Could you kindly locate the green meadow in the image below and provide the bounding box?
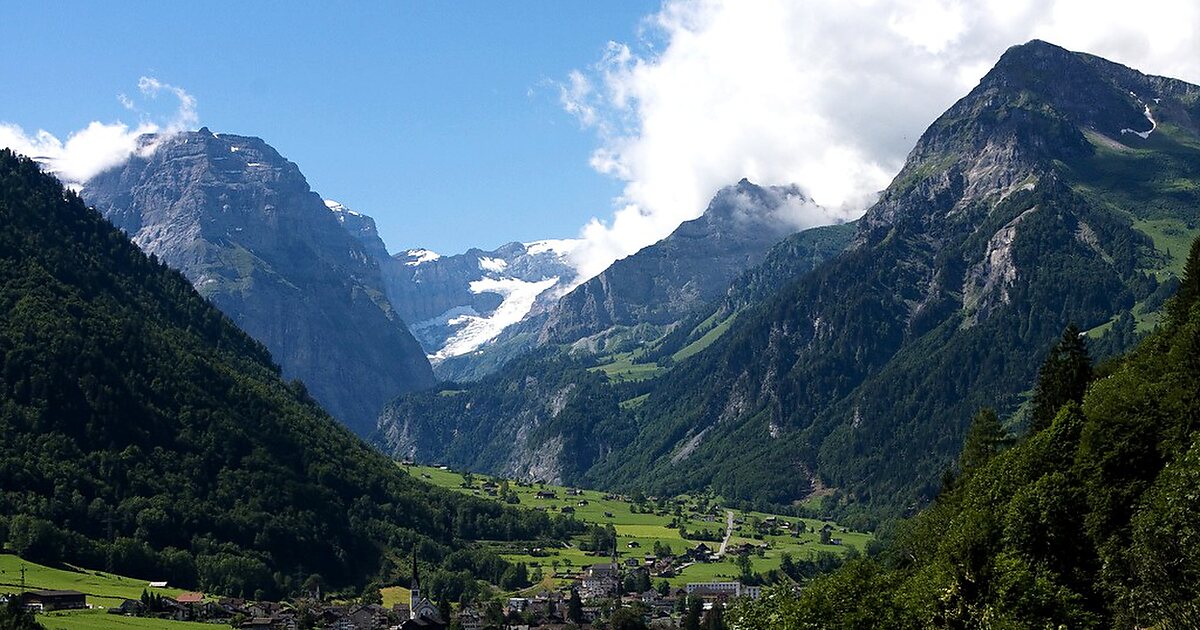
[405,464,870,588]
[0,554,205,630]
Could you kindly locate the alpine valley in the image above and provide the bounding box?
[2,29,1199,630]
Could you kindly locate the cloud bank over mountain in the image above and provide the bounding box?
[561,0,1200,278]
[0,77,197,185]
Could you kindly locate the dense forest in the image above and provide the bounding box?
[729,236,1200,628]
[0,150,579,601]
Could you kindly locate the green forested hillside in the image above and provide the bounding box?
[730,237,1200,629]
[0,150,575,600]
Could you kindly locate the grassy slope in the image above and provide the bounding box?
[0,555,183,607]
[0,554,206,630]
[408,465,869,589]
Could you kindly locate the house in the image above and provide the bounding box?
[108,599,144,616]
[148,581,169,588]
[455,608,485,630]
[535,491,557,499]
[581,563,620,599]
[685,582,762,601]
[175,591,204,604]
[577,499,589,506]
[21,590,86,612]
[627,541,640,548]
[349,603,389,629]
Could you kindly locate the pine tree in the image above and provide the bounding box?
[568,589,583,623]
[958,408,1007,475]
[0,598,45,630]
[1168,236,1200,326]
[684,596,703,630]
[704,604,727,630]
[1029,324,1092,432]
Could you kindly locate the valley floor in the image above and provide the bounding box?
[405,464,870,592]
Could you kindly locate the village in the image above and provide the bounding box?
[6,551,771,630]
[1,467,869,630]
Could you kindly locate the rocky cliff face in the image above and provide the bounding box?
[540,180,828,346]
[374,356,628,484]
[83,129,435,436]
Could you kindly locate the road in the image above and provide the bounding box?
[717,509,735,557]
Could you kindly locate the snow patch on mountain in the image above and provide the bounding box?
[324,199,363,218]
[524,238,582,257]
[404,248,442,265]
[429,276,560,361]
[1120,103,1157,139]
[478,256,508,273]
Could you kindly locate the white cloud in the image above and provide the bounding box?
[0,77,198,185]
[563,0,1200,279]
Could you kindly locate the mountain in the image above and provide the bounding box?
[324,197,581,376]
[427,180,840,382]
[0,150,571,599]
[540,180,833,348]
[378,40,1200,526]
[81,129,434,435]
[374,209,856,482]
[588,40,1200,520]
[387,239,579,363]
[731,238,1200,628]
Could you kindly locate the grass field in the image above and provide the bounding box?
[381,585,412,609]
[37,610,215,630]
[589,353,666,382]
[405,465,870,589]
[0,555,183,608]
[0,554,206,629]
[672,312,738,363]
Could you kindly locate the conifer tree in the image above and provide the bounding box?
[958,408,1007,475]
[1168,236,1200,326]
[1029,324,1092,432]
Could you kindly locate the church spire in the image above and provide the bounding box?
[412,548,420,590]
[410,548,420,620]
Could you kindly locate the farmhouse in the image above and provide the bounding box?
[21,589,86,611]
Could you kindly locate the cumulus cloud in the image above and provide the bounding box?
[0,77,198,185]
[563,0,1200,279]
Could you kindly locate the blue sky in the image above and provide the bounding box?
[0,2,658,254]
[4,2,1197,272]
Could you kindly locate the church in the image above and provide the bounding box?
[397,553,446,630]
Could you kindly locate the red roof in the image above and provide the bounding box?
[176,592,204,603]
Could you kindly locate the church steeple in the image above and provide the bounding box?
[410,549,420,617]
